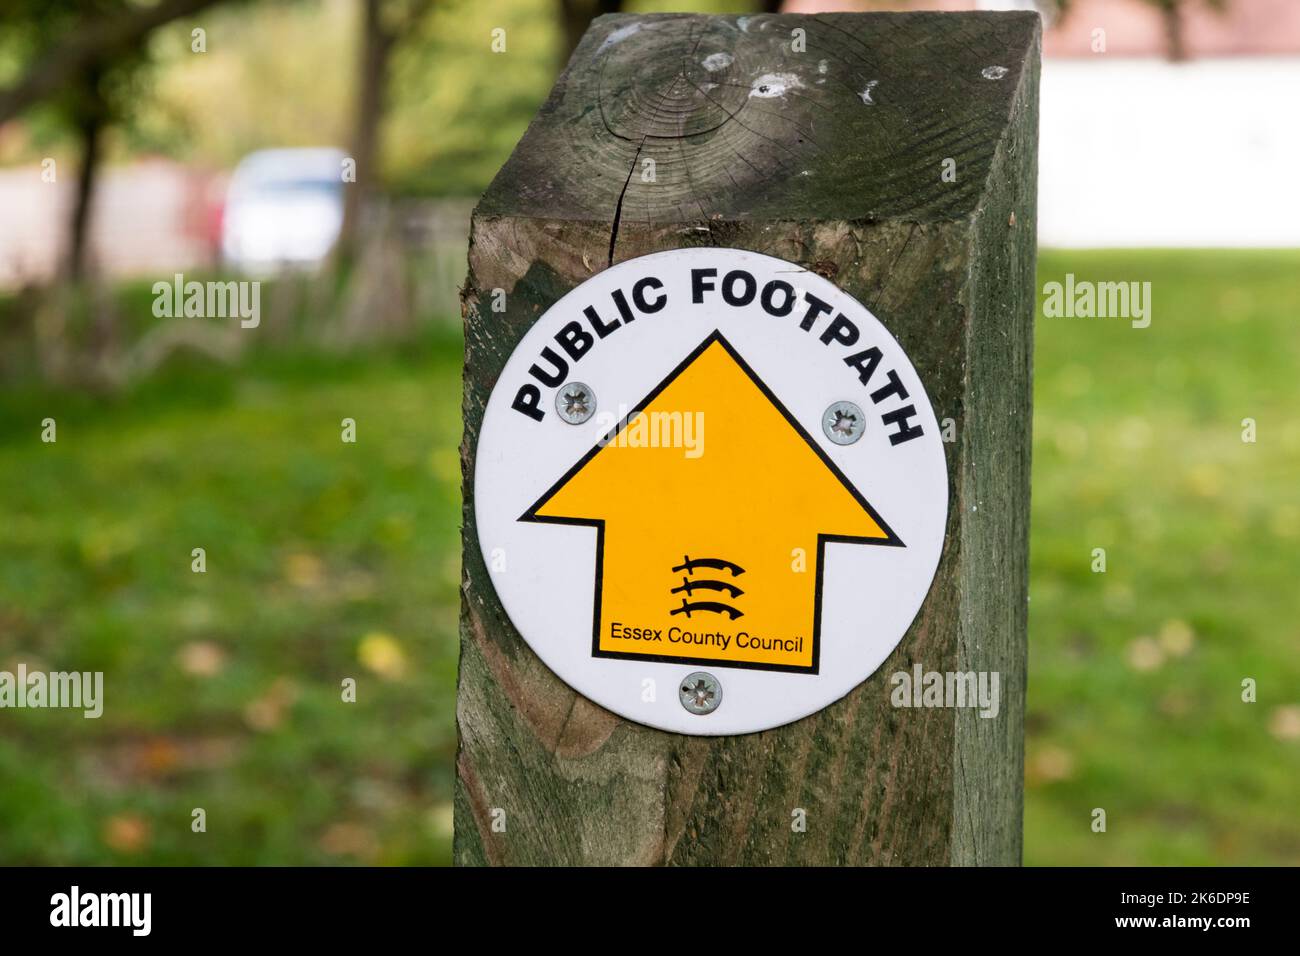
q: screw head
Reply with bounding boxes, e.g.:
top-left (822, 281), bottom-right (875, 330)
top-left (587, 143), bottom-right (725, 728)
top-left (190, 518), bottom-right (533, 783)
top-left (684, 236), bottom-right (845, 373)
top-left (556, 382), bottom-right (596, 425)
top-left (823, 400), bottom-right (865, 445)
top-left (679, 672), bottom-right (722, 715)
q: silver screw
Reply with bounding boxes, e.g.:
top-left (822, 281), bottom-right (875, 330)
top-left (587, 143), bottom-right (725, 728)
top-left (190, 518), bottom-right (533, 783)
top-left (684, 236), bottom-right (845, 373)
top-left (823, 400), bottom-right (865, 445)
top-left (555, 382), bottom-right (596, 425)
top-left (679, 672), bottom-right (722, 715)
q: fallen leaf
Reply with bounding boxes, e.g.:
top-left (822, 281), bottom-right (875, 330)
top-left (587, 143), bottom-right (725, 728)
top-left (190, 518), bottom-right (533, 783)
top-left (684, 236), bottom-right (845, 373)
top-left (1158, 620), bottom-right (1195, 657)
top-left (284, 552), bottom-right (324, 589)
top-left (1127, 636), bottom-right (1164, 672)
top-left (177, 640), bottom-right (225, 677)
top-left (319, 822), bottom-right (377, 859)
top-left (103, 814), bottom-right (151, 854)
top-left (428, 803), bottom-right (455, 839)
top-left (1268, 705), bottom-right (1300, 742)
top-left (243, 678), bottom-right (299, 731)
top-left (1027, 745), bottom-right (1075, 785)
top-left (358, 632), bottom-right (407, 681)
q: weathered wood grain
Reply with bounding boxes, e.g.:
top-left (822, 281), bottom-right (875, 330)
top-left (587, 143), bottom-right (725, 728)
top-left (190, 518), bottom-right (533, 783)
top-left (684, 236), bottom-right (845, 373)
top-left (457, 11), bottom-right (1039, 866)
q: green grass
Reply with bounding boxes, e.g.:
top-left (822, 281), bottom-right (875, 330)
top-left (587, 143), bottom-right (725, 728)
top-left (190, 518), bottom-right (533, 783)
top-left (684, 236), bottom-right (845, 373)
top-left (0, 330), bottom-right (463, 864)
top-left (1, 250), bottom-right (1297, 865)
top-left (1025, 249), bottom-right (1300, 865)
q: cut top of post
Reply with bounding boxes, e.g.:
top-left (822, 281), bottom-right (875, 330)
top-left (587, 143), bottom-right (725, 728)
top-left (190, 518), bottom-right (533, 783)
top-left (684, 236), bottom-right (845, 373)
top-left (477, 12), bottom-right (1041, 227)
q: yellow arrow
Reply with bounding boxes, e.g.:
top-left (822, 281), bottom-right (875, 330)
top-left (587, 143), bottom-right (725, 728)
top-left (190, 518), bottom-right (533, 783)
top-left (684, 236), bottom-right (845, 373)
top-left (522, 331), bottom-right (903, 673)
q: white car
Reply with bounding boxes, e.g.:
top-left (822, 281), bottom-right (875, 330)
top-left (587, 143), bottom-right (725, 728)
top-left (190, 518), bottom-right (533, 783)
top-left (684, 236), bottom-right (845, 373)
top-left (221, 148), bottom-right (346, 273)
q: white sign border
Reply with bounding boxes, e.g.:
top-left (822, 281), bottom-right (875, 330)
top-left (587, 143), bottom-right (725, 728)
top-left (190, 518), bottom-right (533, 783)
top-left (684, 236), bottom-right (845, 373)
top-left (473, 248), bottom-right (949, 736)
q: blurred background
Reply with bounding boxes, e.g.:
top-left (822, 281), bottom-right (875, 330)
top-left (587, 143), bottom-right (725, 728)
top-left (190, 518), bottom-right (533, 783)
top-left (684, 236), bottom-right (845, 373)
top-left (0, 0), bottom-right (1296, 865)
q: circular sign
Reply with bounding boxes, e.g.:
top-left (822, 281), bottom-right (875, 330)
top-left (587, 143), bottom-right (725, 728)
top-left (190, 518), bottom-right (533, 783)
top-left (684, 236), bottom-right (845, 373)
top-left (474, 249), bottom-right (947, 735)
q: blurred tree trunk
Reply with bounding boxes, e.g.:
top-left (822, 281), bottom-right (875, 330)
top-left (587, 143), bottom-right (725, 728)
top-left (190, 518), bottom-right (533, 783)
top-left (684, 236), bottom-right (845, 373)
top-left (1049, 1), bottom-right (1227, 63)
top-left (1158, 2), bottom-right (1187, 62)
top-left (339, 0), bottom-right (394, 262)
top-left (66, 68), bottom-right (106, 282)
top-left (558, 0), bottom-right (622, 66)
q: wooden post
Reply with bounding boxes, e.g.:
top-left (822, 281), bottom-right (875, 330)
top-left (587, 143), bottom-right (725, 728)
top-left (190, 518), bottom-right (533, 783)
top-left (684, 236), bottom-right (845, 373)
top-left (457, 11), bottom-right (1039, 866)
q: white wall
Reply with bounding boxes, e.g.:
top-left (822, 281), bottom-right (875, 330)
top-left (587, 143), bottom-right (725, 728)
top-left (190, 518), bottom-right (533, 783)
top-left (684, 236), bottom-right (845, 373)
top-left (1039, 57), bottom-right (1300, 247)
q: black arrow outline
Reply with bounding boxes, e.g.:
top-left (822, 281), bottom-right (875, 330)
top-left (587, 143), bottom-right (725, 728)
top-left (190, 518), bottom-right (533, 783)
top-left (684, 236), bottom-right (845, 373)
top-left (519, 329), bottom-right (905, 676)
